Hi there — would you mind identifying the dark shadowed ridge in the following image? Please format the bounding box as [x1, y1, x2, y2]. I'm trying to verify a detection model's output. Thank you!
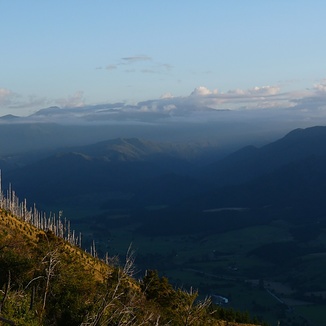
[190, 125, 326, 213]
[199, 125, 326, 186]
[2, 138, 204, 205]
[71, 138, 170, 161]
[29, 106, 62, 116]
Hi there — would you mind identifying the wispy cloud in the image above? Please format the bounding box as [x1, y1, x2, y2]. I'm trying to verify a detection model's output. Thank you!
[121, 55, 152, 63]
[0, 88, 17, 106]
[0, 88, 85, 111]
[12, 95, 50, 109]
[98, 55, 173, 76]
[161, 63, 173, 71]
[106, 64, 117, 71]
[141, 69, 157, 74]
[0, 88, 50, 112]
[55, 91, 85, 108]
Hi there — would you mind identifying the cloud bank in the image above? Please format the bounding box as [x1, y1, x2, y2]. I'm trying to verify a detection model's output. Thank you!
[1, 82, 326, 126]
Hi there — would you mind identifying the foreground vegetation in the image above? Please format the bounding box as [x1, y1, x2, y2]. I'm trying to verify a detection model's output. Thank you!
[0, 208, 263, 326]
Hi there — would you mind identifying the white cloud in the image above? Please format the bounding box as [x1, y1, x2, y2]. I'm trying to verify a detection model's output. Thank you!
[0, 88, 16, 106]
[0, 88, 12, 98]
[141, 85, 287, 115]
[160, 92, 174, 99]
[163, 104, 177, 112]
[227, 85, 280, 97]
[249, 85, 280, 96]
[184, 85, 289, 111]
[191, 86, 218, 96]
[313, 81, 326, 94]
[227, 88, 246, 95]
[55, 91, 85, 108]
[190, 86, 280, 102]
[287, 81, 326, 113]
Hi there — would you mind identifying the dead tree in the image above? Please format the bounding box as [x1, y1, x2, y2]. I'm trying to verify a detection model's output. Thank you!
[41, 248, 60, 315]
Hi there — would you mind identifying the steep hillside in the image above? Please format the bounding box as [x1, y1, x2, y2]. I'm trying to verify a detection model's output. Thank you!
[0, 208, 262, 326]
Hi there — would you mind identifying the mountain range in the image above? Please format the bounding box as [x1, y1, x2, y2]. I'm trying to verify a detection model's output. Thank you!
[3, 125, 326, 213]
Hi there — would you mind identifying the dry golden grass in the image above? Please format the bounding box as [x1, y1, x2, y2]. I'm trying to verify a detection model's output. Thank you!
[0, 209, 140, 287]
[0, 208, 43, 241]
[0, 208, 109, 280]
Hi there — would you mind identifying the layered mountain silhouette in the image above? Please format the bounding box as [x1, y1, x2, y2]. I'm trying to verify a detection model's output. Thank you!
[2, 138, 209, 206]
[200, 126, 326, 186]
[183, 126, 326, 222]
[2, 125, 326, 221]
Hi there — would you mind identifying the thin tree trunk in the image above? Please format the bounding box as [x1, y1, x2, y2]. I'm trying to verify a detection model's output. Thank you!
[0, 271, 11, 313]
[29, 285, 35, 311]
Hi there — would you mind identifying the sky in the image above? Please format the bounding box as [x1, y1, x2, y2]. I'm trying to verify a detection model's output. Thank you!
[1, 1, 326, 117]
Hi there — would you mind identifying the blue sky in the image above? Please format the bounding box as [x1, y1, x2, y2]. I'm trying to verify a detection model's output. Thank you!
[1, 1, 326, 116]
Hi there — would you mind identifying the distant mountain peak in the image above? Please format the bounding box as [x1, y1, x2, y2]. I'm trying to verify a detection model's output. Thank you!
[0, 114, 20, 120]
[202, 125, 326, 186]
[31, 106, 62, 116]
